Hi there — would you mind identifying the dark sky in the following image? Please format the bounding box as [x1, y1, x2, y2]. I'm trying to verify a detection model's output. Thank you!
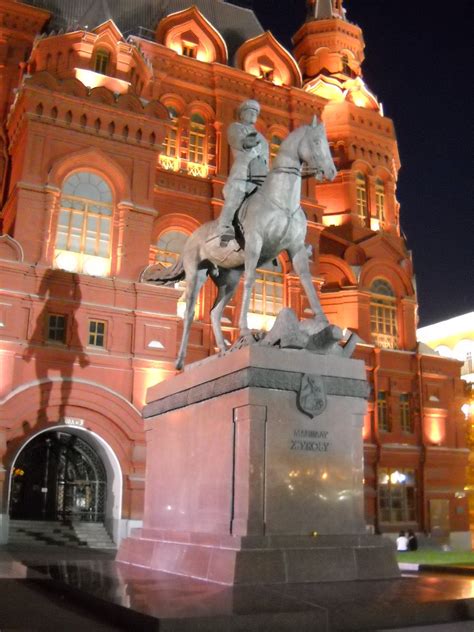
[245, 0, 473, 327]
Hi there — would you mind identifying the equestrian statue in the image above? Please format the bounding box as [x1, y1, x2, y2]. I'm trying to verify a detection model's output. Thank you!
[143, 100, 337, 370]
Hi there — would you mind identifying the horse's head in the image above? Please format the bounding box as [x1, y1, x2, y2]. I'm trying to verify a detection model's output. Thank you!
[299, 116, 337, 182]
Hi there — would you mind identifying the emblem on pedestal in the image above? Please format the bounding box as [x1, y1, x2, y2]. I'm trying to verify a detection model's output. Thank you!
[298, 374, 327, 417]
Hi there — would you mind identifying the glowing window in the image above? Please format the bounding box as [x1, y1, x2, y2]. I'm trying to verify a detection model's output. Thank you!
[355, 171, 368, 223]
[270, 135, 282, 164]
[260, 65, 274, 81]
[88, 320, 106, 347]
[94, 49, 110, 75]
[154, 230, 188, 266]
[163, 107, 179, 157]
[375, 178, 385, 221]
[250, 259, 284, 318]
[370, 279, 398, 349]
[188, 113, 206, 164]
[182, 42, 197, 58]
[55, 172, 112, 276]
[378, 467, 416, 523]
[400, 393, 413, 433]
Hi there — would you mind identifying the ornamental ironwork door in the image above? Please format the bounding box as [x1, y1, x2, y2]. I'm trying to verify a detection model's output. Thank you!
[10, 431, 107, 523]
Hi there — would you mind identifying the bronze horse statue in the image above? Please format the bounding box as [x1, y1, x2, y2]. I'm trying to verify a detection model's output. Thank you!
[143, 117, 337, 369]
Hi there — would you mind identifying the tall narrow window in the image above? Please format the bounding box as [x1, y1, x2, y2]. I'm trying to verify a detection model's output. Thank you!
[55, 172, 113, 277]
[154, 230, 192, 318]
[248, 259, 284, 331]
[94, 49, 110, 75]
[377, 391, 390, 432]
[370, 278, 398, 349]
[378, 468, 416, 523]
[159, 107, 180, 171]
[269, 135, 282, 164]
[341, 54, 351, 75]
[400, 393, 413, 433]
[375, 178, 385, 221]
[355, 171, 368, 223]
[187, 114, 208, 177]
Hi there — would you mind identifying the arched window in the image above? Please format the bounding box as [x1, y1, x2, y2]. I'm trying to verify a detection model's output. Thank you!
[187, 113, 208, 177]
[154, 229, 192, 318]
[355, 171, 368, 224]
[55, 172, 113, 277]
[94, 49, 110, 75]
[159, 106, 180, 172]
[154, 229, 188, 266]
[269, 135, 282, 164]
[375, 178, 385, 221]
[370, 278, 398, 349]
[248, 259, 284, 331]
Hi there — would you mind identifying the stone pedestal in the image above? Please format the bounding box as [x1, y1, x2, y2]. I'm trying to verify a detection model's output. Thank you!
[118, 346, 399, 584]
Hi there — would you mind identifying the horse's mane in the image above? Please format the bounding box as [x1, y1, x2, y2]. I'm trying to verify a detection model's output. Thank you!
[277, 124, 308, 154]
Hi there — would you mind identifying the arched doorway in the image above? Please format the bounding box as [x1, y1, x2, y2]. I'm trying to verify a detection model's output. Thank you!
[10, 430, 107, 523]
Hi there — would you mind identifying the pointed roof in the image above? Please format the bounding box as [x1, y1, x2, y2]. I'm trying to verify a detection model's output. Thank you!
[22, 0, 263, 58]
[307, 0, 346, 21]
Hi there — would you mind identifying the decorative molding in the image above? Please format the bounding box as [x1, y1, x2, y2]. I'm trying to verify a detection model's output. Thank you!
[144, 366, 369, 417]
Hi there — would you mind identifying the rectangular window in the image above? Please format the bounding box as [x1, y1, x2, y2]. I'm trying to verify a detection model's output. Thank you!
[378, 468, 416, 523]
[47, 314, 67, 343]
[400, 393, 413, 433]
[88, 320, 106, 347]
[377, 391, 390, 432]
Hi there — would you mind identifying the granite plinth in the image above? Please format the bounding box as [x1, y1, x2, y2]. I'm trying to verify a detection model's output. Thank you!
[118, 346, 399, 584]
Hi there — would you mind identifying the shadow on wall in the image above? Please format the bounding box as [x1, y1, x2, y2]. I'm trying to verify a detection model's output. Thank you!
[24, 270, 89, 423]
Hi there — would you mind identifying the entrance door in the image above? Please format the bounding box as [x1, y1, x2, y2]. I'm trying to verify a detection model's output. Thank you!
[10, 431, 107, 522]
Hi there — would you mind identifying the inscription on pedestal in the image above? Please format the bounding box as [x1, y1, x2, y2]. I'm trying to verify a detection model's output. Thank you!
[290, 429, 330, 452]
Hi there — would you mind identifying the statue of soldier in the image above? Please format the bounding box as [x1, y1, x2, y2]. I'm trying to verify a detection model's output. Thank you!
[218, 99, 269, 245]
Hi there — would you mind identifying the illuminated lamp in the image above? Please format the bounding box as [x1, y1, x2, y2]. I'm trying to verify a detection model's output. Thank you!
[370, 218, 381, 231]
[55, 250, 79, 272]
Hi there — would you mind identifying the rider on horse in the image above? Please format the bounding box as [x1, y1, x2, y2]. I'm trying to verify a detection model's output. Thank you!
[218, 99, 269, 245]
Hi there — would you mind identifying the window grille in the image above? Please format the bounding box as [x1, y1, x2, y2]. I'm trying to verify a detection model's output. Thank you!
[378, 468, 416, 523]
[88, 320, 106, 347]
[370, 279, 398, 349]
[55, 172, 112, 276]
[47, 314, 67, 343]
[94, 49, 110, 75]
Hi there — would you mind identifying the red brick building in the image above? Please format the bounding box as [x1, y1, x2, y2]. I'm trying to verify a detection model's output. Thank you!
[0, 0, 469, 547]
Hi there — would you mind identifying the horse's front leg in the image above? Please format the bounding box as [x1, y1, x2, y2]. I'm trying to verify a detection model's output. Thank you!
[288, 245, 329, 331]
[239, 238, 263, 336]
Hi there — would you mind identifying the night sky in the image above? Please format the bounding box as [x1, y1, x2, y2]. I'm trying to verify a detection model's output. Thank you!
[245, 0, 473, 327]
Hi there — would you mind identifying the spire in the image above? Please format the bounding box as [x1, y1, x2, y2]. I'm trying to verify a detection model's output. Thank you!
[307, 0, 346, 21]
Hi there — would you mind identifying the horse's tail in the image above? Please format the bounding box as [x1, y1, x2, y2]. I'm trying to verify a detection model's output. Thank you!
[140, 257, 185, 285]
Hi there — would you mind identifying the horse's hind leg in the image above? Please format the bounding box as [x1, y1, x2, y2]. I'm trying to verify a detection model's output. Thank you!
[176, 267, 208, 370]
[239, 236, 263, 335]
[209, 267, 243, 352]
[288, 245, 329, 330]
